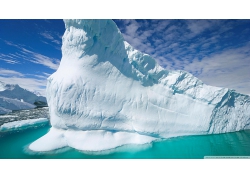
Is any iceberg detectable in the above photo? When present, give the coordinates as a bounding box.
[30,19,250,152]
[0,118,49,132]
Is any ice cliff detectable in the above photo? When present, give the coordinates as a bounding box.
[29,19,250,152]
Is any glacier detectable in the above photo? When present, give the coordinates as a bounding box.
[29,19,250,152]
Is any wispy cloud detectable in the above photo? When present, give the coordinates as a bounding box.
[42,72,52,77]
[20,47,60,70]
[0,54,20,64]
[185,20,215,38]
[115,19,250,94]
[40,31,61,45]
[153,43,250,95]
[182,44,250,95]
[2,40,60,70]
[0,68,24,77]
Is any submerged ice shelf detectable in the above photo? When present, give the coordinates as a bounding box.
[29,19,250,152]
[29,127,156,152]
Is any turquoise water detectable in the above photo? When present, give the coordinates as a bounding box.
[1,124,250,159]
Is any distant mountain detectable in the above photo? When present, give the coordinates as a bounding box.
[0,96,36,113]
[32,91,42,96]
[0,106,12,115]
[0,81,46,104]
[0,81,47,114]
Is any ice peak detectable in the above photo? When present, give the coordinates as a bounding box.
[59,19,169,87]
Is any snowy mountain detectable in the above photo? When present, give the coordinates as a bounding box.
[0,106,12,115]
[0,81,47,114]
[32,91,42,96]
[0,81,46,104]
[29,19,250,152]
[0,96,35,113]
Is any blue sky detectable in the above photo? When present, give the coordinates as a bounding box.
[0,19,250,96]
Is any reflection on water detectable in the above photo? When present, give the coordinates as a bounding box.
[0,124,250,159]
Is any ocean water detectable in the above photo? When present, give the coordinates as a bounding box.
[1,124,250,159]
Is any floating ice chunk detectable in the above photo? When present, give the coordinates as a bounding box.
[0,118,49,132]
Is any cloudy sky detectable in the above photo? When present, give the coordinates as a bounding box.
[0,19,250,96]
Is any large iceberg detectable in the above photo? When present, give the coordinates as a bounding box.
[30,19,250,152]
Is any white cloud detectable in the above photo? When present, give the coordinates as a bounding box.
[3,40,60,70]
[0,68,24,77]
[27,52,60,70]
[0,58,20,64]
[179,44,250,95]
[125,21,139,35]
[0,76,47,96]
[155,20,171,31]
[20,47,60,70]
[40,32,61,45]
[0,52,21,64]
[0,68,48,96]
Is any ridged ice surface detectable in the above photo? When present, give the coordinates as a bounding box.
[30,19,250,152]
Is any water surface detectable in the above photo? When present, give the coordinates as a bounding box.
[1,124,250,159]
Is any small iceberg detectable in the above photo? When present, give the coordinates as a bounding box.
[0,118,49,133]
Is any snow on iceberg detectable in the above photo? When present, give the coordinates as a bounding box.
[0,118,49,132]
[29,19,250,152]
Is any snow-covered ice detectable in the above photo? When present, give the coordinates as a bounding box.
[29,19,250,152]
[0,118,49,132]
